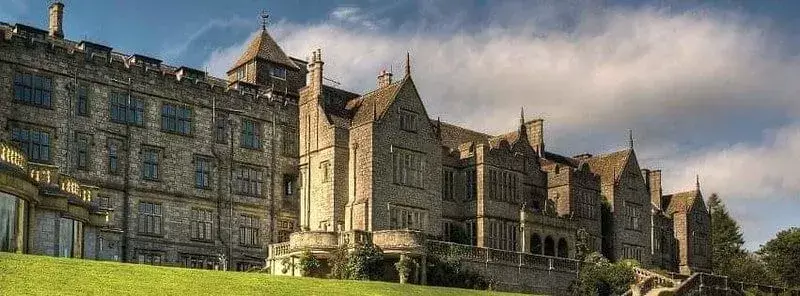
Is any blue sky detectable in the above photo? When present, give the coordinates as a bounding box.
[2,0,799,250]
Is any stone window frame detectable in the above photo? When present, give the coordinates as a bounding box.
[270,65,287,80]
[464,168,477,201]
[137,201,163,237]
[214,113,229,144]
[398,108,418,132]
[281,127,297,156]
[13,71,53,109]
[320,160,332,183]
[283,174,296,198]
[76,83,90,117]
[74,132,92,171]
[238,214,261,247]
[97,195,113,210]
[388,203,428,231]
[240,118,262,150]
[136,249,165,265]
[10,123,53,164]
[107,138,124,175]
[109,92,146,126]
[141,146,162,181]
[190,208,213,242]
[235,164,264,197]
[391,147,424,188]
[441,168,455,201]
[160,102,193,136]
[193,155,213,190]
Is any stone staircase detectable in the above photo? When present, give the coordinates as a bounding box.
[625,269,799,296]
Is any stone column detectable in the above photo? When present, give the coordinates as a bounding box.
[420,255,427,285]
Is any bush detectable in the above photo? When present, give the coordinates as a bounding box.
[394,255,415,283]
[327,243,384,281]
[571,252,636,296]
[426,255,490,290]
[298,250,323,277]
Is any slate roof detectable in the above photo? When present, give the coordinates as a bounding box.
[346,78,408,126]
[541,151,580,168]
[664,190,700,214]
[230,29,299,72]
[584,149,632,183]
[437,121,491,150]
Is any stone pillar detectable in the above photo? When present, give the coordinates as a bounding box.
[420,255,427,285]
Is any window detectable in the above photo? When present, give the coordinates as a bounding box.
[76,85,89,116]
[270,66,287,80]
[181,254,216,270]
[388,205,427,231]
[13,72,52,107]
[399,110,417,132]
[626,203,641,231]
[137,251,164,265]
[142,148,160,181]
[283,174,295,197]
[0,194,21,252]
[11,126,51,162]
[466,220,477,245]
[98,196,112,210]
[240,119,262,149]
[392,149,423,188]
[465,169,477,200]
[194,156,212,189]
[75,133,91,170]
[214,115,228,144]
[109,92,145,125]
[321,161,331,183]
[161,103,192,135]
[442,169,455,201]
[58,218,84,258]
[239,215,260,246]
[138,202,162,236]
[107,139,122,175]
[282,128,297,156]
[236,165,263,196]
[191,208,213,241]
[278,219,294,242]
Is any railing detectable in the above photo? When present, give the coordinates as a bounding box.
[426,240,581,273]
[28,162,59,185]
[269,242,290,258]
[633,267,677,287]
[0,142,26,170]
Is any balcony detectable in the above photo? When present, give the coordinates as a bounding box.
[0,141,26,171]
[372,230,426,254]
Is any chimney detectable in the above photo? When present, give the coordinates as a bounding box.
[524,119,545,157]
[48,1,65,39]
[645,170,662,208]
[377,69,393,88]
[306,49,324,96]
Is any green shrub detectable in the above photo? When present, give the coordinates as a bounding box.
[426,255,490,290]
[298,250,323,277]
[327,243,385,281]
[570,252,636,296]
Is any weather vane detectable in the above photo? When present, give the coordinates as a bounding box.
[260,10,270,30]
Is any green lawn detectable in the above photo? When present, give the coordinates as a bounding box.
[0,253,523,296]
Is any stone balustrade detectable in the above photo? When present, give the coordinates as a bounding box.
[0,141,26,170]
[372,229,425,253]
[288,231,339,251]
[28,162,59,185]
[426,240,581,273]
[269,242,290,257]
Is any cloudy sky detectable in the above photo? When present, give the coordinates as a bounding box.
[3,0,799,250]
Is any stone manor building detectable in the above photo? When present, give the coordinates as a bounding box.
[0,2,710,284]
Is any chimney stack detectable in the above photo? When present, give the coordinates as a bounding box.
[306,49,324,96]
[524,119,545,157]
[377,69,393,88]
[643,169,663,209]
[48,1,65,39]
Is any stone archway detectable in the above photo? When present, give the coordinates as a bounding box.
[557,238,568,258]
[530,233,542,255]
[544,236,555,256]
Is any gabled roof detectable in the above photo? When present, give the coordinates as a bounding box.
[584,149,633,183]
[664,190,701,214]
[346,77,408,126]
[541,151,581,168]
[437,121,491,150]
[229,29,298,72]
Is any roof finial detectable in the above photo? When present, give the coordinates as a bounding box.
[628,129,634,149]
[696,174,700,191]
[520,106,525,127]
[405,51,411,77]
[260,10,270,30]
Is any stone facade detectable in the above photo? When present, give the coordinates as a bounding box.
[0,3,300,270]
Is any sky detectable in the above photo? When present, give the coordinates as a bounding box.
[2,0,799,250]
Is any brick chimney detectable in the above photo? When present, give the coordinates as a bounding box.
[643,169,662,209]
[306,49,323,96]
[377,69,393,88]
[524,119,545,157]
[48,1,64,39]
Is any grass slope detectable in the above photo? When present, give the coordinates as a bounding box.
[0,253,523,296]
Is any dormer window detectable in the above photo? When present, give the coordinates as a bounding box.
[270,66,287,80]
[399,110,417,132]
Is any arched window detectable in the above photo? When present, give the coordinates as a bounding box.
[544,236,555,256]
[557,238,569,258]
[531,233,542,255]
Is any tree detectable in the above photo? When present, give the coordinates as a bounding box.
[758,227,800,287]
[721,253,778,285]
[571,252,636,296]
[708,193,746,272]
